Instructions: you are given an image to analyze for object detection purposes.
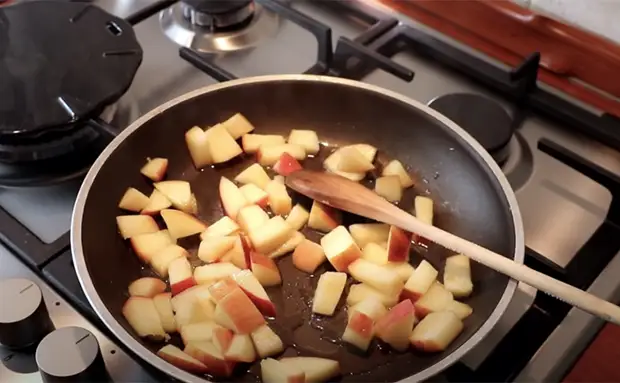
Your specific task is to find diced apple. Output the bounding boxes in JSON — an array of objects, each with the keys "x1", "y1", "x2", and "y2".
[
  {"x1": 348, "y1": 297, "x2": 387, "y2": 322},
  {"x1": 320, "y1": 226, "x2": 362, "y2": 272},
  {"x1": 269, "y1": 231, "x2": 304, "y2": 259},
  {"x1": 348, "y1": 259, "x2": 404, "y2": 297},
  {"x1": 285, "y1": 204, "x2": 309, "y2": 231},
  {"x1": 118, "y1": 187, "x2": 150, "y2": 212},
  {"x1": 213, "y1": 326, "x2": 234, "y2": 353},
  {"x1": 257, "y1": 144, "x2": 306, "y2": 166},
  {"x1": 122, "y1": 297, "x2": 167, "y2": 340},
  {"x1": 249, "y1": 216, "x2": 294, "y2": 254},
  {"x1": 180, "y1": 321, "x2": 220, "y2": 345},
  {"x1": 154, "y1": 180, "x2": 193, "y2": 213},
  {"x1": 224, "y1": 235, "x2": 252, "y2": 270},
  {"x1": 336, "y1": 146, "x2": 375, "y2": 173},
  {"x1": 242, "y1": 134, "x2": 286, "y2": 154},
  {"x1": 225, "y1": 334, "x2": 256, "y2": 363},
  {"x1": 169, "y1": 257, "x2": 196, "y2": 296},
  {"x1": 157, "y1": 344, "x2": 209, "y2": 374},
  {"x1": 206, "y1": 124, "x2": 243, "y2": 164},
  {"x1": 160, "y1": 209, "x2": 207, "y2": 239},
  {"x1": 342, "y1": 311, "x2": 374, "y2": 351},
  {"x1": 235, "y1": 163, "x2": 272, "y2": 190},
  {"x1": 208, "y1": 277, "x2": 241, "y2": 303},
  {"x1": 265, "y1": 179, "x2": 292, "y2": 215},
  {"x1": 250, "y1": 252, "x2": 282, "y2": 286},
  {"x1": 386, "y1": 226, "x2": 412, "y2": 262},
  {"x1": 414, "y1": 282, "x2": 454, "y2": 318},
  {"x1": 443, "y1": 254, "x2": 473, "y2": 298},
  {"x1": 236, "y1": 204, "x2": 270, "y2": 234},
  {"x1": 273, "y1": 152, "x2": 304, "y2": 176},
  {"x1": 200, "y1": 216, "x2": 239, "y2": 240},
  {"x1": 150, "y1": 244, "x2": 187, "y2": 277},
  {"x1": 401, "y1": 260, "x2": 438, "y2": 303},
  {"x1": 219, "y1": 177, "x2": 248, "y2": 220},
  {"x1": 116, "y1": 215, "x2": 158, "y2": 239},
  {"x1": 410, "y1": 311, "x2": 464, "y2": 352},
  {"x1": 351, "y1": 144, "x2": 377, "y2": 162},
  {"x1": 292, "y1": 239, "x2": 326, "y2": 273},
  {"x1": 141, "y1": 189, "x2": 172, "y2": 216},
  {"x1": 323, "y1": 148, "x2": 365, "y2": 182},
  {"x1": 194, "y1": 262, "x2": 242, "y2": 286},
  {"x1": 347, "y1": 283, "x2": 399, "y2": 308},
  {"x1": 240, "y1": 183, "x2": 269, "y2": 208},
  {"x1": 221, "y1": 113, "x2": 255, "y2": 139},
  {"x1": 414, "y1": 195, "x2": 434, "y2": 245},
  {"x1": 349, "y1": 223, "x2": 390, "y2": 249},
  {"x1": 153, "y1": 293, "x2": 176, "y2": 333},
  {"x1": 384, "y1": 262, "x2": 415, "y2": 282},
  {"x1": 198, "y1": 236, "x2": 237, "y2": 263},
  {"x1": 251, "y1": 324, "x2": 284, "y2": 358},
  {"x1": 279, "y1": 357, "x2": 341, "y2": 383},
  {"x1": 375, "y1": 300, "x2": 415, "y2": 351},
  {"x1": 140, "y1": 157, "x2": 168, "y2": 182},
  {"x1": 172, "y1": 286, "x2": 215, "y2": 330},
  {"x1": 361, "y1": 242, "x2": 388, "y2": 265},
  {"x1": 232, "y1": 269, "x2": 276, "y2": 317},
  {"x1": 375, "y1": 175, "x2": 402, "y2": 203},
  {"x1": 214, "y1": 288, "x2": 265, "y2": 334},
  {"x1": 187, "y1": 193, "x2": 198, "y2": 215},
  {"x1": 128, "y1": 277, "x2": 166, "y2": 298},
  {"x1": 273, "y1": 175, "x2": 285, "y2": 184},
  {"x1": 445, "y1": 300, "x2": 473, "y2": 320},
  {"x1": 312, "y1": 272, "x2": 347, "y2": 316},
  {"x1": 308, "y1": 201, "x2": 341, "y2": 233},
  {"x1": 382, "y1": 160, "x2": 414, "y2": 188},
  {"x1": 288, "y1": 129, "x2": 320, "y2": 155},
  {"x1": 185, "y1": 341, "x2": 236, "y2": 377},
  {"x1": 185, "y1": 126, "x2": 212, "y2": 169},
  {"x1": 131, "y1": 230, "x2": 175, "y2": 263},
  {"x1": 261, "y1": 357, "x2": 305, "y2": 383}
]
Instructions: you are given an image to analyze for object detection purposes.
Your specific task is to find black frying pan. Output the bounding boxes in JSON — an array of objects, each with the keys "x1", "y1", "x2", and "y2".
[{"x1": 72, "y1": 75, "x2": 524, "y2": 382}]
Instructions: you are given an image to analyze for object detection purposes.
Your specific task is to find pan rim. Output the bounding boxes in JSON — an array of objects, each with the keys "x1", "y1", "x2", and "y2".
[{"x1": 71, "y1": 74, "x2": 524, "y2": 383}]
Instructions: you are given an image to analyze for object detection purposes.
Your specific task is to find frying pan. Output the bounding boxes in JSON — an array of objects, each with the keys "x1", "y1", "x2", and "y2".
[{"x1": 71, "y1": 75, "x2": 524, "y2": 382}]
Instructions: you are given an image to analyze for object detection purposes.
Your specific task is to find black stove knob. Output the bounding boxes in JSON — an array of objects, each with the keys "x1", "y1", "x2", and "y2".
[
  {"x1": 36, "y1": 326, "x2": 110, "y2": 382},
  {"x1": 0, "y1": 278, "x2": 55, "y2": 349}
]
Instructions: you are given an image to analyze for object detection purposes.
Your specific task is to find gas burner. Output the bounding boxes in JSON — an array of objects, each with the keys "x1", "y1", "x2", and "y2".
[
  {"x1": 428, "y1": 93, "x2": 514, "y2": 164},
  {"x1": 160, "y1": 0, "x2": 279, "y2": 53}
]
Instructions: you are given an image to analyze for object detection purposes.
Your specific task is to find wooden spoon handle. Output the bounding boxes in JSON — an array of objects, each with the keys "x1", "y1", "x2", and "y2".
[{"x1": 386, "y1": 206, "x2": 620, "y2": 325}]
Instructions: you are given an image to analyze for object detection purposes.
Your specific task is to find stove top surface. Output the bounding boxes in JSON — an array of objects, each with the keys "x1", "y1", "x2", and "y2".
[{"x1": 2, "y1": 0, "x2": 620, "y2": 382}]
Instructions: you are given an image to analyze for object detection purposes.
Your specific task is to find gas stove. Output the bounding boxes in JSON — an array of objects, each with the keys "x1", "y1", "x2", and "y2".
[{"x1": 2, "y1": 0, "x2": 620, "y2": 381}]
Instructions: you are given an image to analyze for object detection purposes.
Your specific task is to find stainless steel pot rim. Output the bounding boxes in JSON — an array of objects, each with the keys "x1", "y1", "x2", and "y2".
[{"x1": 71, "y1": 74, "x2": 525, "y2": 383}]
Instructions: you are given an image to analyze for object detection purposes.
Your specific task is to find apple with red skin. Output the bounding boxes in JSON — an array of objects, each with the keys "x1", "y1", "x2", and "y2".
[
  {"x1": 401, "y1": 260, "x2": 438, "y2": 303},
  {"x1": 375, "y1": 299, "x2": 416, "y2": 351},
  {"x1": 342, "y1": 311, "x2": 374, "y2": 351},
  {"x1": 157, "y1": 344, "x2": 208, "y2": 374},
  {"x1": 239, "y1": 183, "x2": 269, "y2": 208},
  {"x1": 140, "y1": 157, "x2": 168, "y2": 182},
  {"x1": 185, "y1": 341, "x2": 236, "y2": 377},
  {"x1": 169, "y1": 257, "x2": 196, "y2": 296},
  {"x1": 214, "y1": 288, "x2": 265, "y2": 334},
  {"x1": 320, "y1": 226, "x2": 362, "y2": 272},
  {"x1": 386, "y1": 226, "x2": 412, "y2": 262},
  {"x1": 250, "y1": 252, "x2": 281, "y2": 287},
  {"x1": 232, "y1": 269, "x2": 277, "y2": 317},
  {"x1": 273, "y1": 152, "x2": 303, "y2": 176},
  {"x1": 208, "y1": 277, "x2": 240, "y2": 303}
]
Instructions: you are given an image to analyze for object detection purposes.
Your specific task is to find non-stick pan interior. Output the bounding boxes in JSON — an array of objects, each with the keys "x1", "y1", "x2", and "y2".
[{"x1": 78, "y1": 78, "x2": 517, "y2": 382}]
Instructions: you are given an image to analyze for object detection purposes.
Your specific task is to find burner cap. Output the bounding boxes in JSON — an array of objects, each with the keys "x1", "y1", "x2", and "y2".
[
  {"x1": 428, "y1": 93, "x2": 514, "y2": 163},
  {"x1": 183, "y1": 0, "x2": 253, "y2": 15},
  {"x1": 0, "y1": 2, "x2": 142, "y2": 137}
]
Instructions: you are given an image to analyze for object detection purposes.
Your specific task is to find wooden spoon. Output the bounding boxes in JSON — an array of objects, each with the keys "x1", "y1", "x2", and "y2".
[{"x1": 286, "y1": 170, "x2": 620, "y2": 325}]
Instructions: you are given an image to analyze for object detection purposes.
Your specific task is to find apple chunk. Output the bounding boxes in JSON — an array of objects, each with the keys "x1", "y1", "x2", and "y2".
[
  {"x1": 410, "y1": 311, "x2": 464, "y2": 352},
  {"x1": 235, "y1": 163, "x2": 271, "y2": 190},
  {"x1": 194, "y1": 262, "x2": 242, "y2": 286},
  {"x1": 221, "y1": 112, "x2": 255, "y2": 139},
  {"x1": 342, "y1": 311, "x2": 374, "y2": 351},
  {"x1": 347, "y1": 283, "x2": 399, "y2": 308},
  {"x1": 232, "y1": 269, "x2": 276, "y2": 317},
  {"x1": 382, "y1": 160, "x2": 414, "y2": 188},
  {"x1": 414, "y1": 195, "x2": 433, "y2": 244},
  {"x1": 219, "y1": 177, "x2": 249, "y2": 220},
  {"x1": 308, "y1": 201, "x2": 341, "y2": 233},
  {"x1": 223, "y1": 235, "x2": 252, "y2": 270},
  {"x1": 131, "y1": 230, "x2": 175, "y2": 263},
  {"x1": 185, "y1": 341, "x2": 235, "y2": 377},
  {"x1": 386, "y1": 226, "x2": 412, "y2": 262},
  {"x1": 265, "y1": 179, "x2": 292, "y2": 215},
  {"x1": 375, "y1": 175, "x2": 402, "y2": 203},
  {"x1": 185, "y1": 126, "x2": 212, "y2": 169},
  {"x1": 443, "y1": 254, "x2": 473, "y2": 298},
  {"x1": 249, "y1": 216, "x2": 294, "y2": 254},
  {"x1": 348, "y1": 259, "x2": 404, "y2": 297},
  {"x1": 401, "y1": 260, "x2": 438, "y2": 303},
  {"x1": 445, "y1": 300, "x2": 473, "y2": 320},
  {"x1": 323, "y1": 148, "x2": 365, "y2": 182},
  {"x1": 251, "y1": 252, "x2": 282, "y2": 286},
  {"x1": 157, "y1": 344, "x2": 208, "y2": 374},
  {"x1": 242, "y1": 134, "x2": 286, "y2": 154},
  {"x1": 292, "y1": 239, "x2": 326, "y2": 274},
  {"x1": 273, "y1": 152, "x2": 303, "y2": 176},
  {"x1": 150, "y1": 244, "x2": 187, "y2": 277},
  {"x1": 198, "y1": 236, "x2": 237, "y2": 263},
  {"x1": 224, "y1": 334, "x2": 256, "y2": 363},
  {"x1": 414, "y1": 282, "x2": 454, "y2": 318},
  {"x1": 240, "y1": 183, "x2": 269, "y2": 208},
  {"x1": 153, "y1": 293, "x2": 176, "y2": 333},
  {"x1": 375, "y1": 299, "x2": 416, "y2": 351},
  {"x1": 128, "y1": 277, "x2": 166, "y2": 298},
  {"x1": 269, "y1": 231, "x2": 304, "y2": 259},
  {"x1": 122, "y1": 297, "x2": 167, "y2": 340},
  {"x1": 116, "y1": 215, "x2": 158, "y2": 239},
  {"x1": 201, "y1": 216, "x2": 239, "y2": 239},
  {"x1": 172, "y1": 286, "x2": 215, "y2": 330},
  {"x1": 208, "y1": 277, "x2": 241, "y2": 303},
  {"x1": 179, "y1": 321, "x2": 221, "y2": 345},
  {"x1": 214, "y1": 288, "x2": 265, "y2": 334},
  {"x1": 361, "y1": 242, "x2": 388, "y2": 265},
  {"x1": 261, "y1": 358, "x2": 305, "y2": 383},
  {"x1": 160, "y1": 209, "x2": 207, "y2": 239},
  {"x1": 312, "y1": 272, "x2": 347, "y2": 316},
  {"x1": 348, "y1": 297, "x2": 387, "y2": 322},
  {"x1": 288, "y1": 129, "x2": 320, "y2": 155},
  {"x1": 286, "y1": 204, "x2": 310, "y2": 231},
  {"x1": 118, "y1": 187, "x2": 150, "y2": 212},
  {"x1": 206, "y1": 124, "x2": 243, "y2": 164},
  {"x1": 279, "y1": 357, "x2": 341, "y2": 383},
  {"x1": 257, "y1": 144, "x2": 305, "y2": 166},
  {"x1": 336, "y1": 146, "x2": 375, "y2": 173},
  {"x1": 154, "y1": 180, "x2": 193, "y2": 213},
  {"x1": 141, "y1": 189, "x2": 172, "y2": 216},
  {"x1": 251, "y1": 324, "x2": 284, "y2": 358},
  {"x1": 236, "y1": 204, "x2": 270, "y2": 234},
  {"x1": 349, "y1": 223, "x2": 390, "y2": 249},
  {"x1": 385, "y1": 262, "x2": 415, "y2": 282},
  {"x1": 140, "y1": 157, "x2": 168, "y2": 182},
  {"x1": 169, "y1": 257, "x2": 196, "y2": 296},
  {"x1": 320, "y1": 226, "x2": 362, "y2": 272}
]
